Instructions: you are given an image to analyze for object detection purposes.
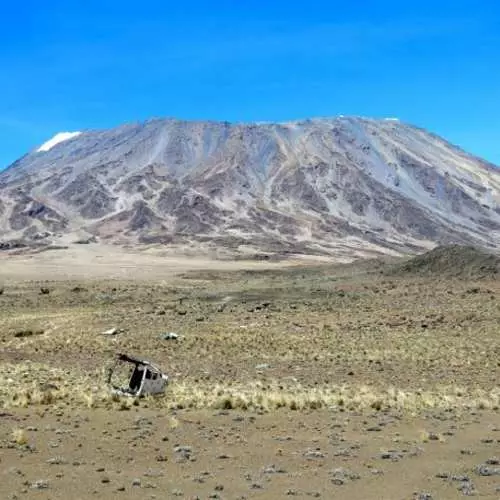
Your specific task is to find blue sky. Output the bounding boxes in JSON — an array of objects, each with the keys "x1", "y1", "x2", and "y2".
[{"x1": 0, "y1": 0, "x2": 499, "y2": 168}]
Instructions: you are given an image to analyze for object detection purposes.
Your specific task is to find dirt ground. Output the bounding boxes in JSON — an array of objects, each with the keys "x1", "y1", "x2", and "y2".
[{"x1": 0, "y1": 246, "x2": 499, "y2": 499}]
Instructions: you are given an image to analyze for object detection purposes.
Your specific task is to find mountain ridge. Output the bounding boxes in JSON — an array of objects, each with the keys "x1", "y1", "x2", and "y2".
[{"x1": 1, "y1": 116, "x2": 499, "y2": 260}]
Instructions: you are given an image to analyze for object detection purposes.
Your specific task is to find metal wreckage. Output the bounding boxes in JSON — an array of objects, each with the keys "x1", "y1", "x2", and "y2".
[{"x1": 106, "y1": 353, "x2": 169, "y2": 397}]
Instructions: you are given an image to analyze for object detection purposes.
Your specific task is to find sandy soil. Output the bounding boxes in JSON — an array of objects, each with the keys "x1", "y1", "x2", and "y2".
[
  {"x1": 1, "y1": 408, "x2": 499, "y2": 499},
  {"x1": 0, "y1": 244, "x2": 301, "y2": 281}
]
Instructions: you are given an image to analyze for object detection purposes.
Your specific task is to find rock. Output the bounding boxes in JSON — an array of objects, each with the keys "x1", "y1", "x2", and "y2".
[
  {"x1": 380, "y1": 450, "x2": 403, "y2": 461},
  {"x1": 435, "y1": 472, "x2": 450, "y2": 479},
  {"x1": 475, "y1": 464, "x2": 500, "y2": 476},
  {"x1": 457, "y1": 481, "x2": 476, "y2": 496},
  {"x1": 161, "y1": 332, "x2": 180, "y2": 340},
  {"x1": 255, "y1": 363, "x2": 270, "y2": 370},
  {"x1": 304, "y1": 449, "x2": 325, "y2": 459},
  {"x1": 30, "y1": 480, "x2": 49, "y2": 490},
  {"x1": 14, "y1": 329, "x2": 44, "y2": 338},
  {"x1": 451, "y1": 475, "x2": 470, "y2": 482},
  {"x1": 101, "y1": 327, "x2": 119, "y2": 336},
  {"x1": 262, "y1": 464, "x2": 286, "y2": 474},
  {"x1": 132, "y1": 478, "x2": 141, "y2": 487},
  {"x1": 144, "y1": 469, "x2": 164, "y2": 477},
  {"x1": 330, "y1": 468, "x2": 360, "y2": 485}
]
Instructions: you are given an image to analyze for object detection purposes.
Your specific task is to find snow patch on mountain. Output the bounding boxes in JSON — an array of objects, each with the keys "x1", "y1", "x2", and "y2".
[{"x1": 37, "y1": 132, "x2": 82, "y2": 152}]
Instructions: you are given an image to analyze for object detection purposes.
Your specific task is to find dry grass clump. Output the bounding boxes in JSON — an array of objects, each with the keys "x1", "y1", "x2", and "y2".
[
  {"x1": 0, "y1": 362, "x2": 499, "y2": 414},
  {"x1": 11, "y1": 427, "x2": 28, "y2": 445},
  {"x1": 162, "y1": 382, "x2": 500, "y2": 413}
]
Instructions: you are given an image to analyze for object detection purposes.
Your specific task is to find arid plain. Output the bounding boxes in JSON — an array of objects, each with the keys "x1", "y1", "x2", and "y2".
[{"x1": 1, "y1": 245, "x2": 499, "y2": 499}]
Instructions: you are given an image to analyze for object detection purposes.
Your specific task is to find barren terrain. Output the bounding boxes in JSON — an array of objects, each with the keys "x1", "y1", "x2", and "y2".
[
  {"x1": 0, "y1": 246, "x2": 499, "y2": 499},
  {"x1": 3, "y1": 116, "x2": 500, "y2": 257}
]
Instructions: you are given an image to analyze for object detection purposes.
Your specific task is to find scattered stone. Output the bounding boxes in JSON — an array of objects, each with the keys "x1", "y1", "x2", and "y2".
[
  {"x1": 132, "y1": 478, "x2": 141, "y2": 487},
  {"x1": 380, "y1": 450, "x2": 403, "y2": 461},
  {"x1": 255, "y1": 363, "x2": 270, "y2": 370},
  {"x1": 160, "y1": 332, "x2": 180, "y2": 340},
  {"x1": 262, "y1": 464, "x2": 286, "y2": 474},
  {"x1": 30, "y1": 480, "x2": 49, "y2": 490},
  {"x1": 475, "y1": 464, "x2": 500, "y2": 476},
  {"x1": 330, "y1": 468, "x2": 360, "y2": 485},
  {"x1": 304, "y1": 449, "x2": 325, "y2": 459},
  {"x1": 451, "y1": 475, "x2": 470, "y2": 482},
  {"x1": 435, "y1": 472, "x2": 450, "y2": 479},
  {"x1": 14, "y1": 329, "x2": 44, "y2": 338},
  {"x1": 457, "y1": 481, "x2": 476, "y2": 496},
  {"x1": 144, "y1": 468, "x2": 164, "y2": 477},
  {"x1": 101, "y1": 327, "x2": 119, "y2": 336},
  {"x1": 174, "y1": 445, "x2": 194, "y2": 462},
  {"x1": 333, "y1": 448, "x2": 354, "y2": 457}
]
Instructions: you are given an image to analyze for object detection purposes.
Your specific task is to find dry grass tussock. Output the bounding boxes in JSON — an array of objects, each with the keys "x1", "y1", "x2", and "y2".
[{"x1": 0, "y1": 362, "x2": 498, "y2": 414}]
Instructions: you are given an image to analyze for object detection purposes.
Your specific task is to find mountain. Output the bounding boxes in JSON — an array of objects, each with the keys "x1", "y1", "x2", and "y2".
[{"x1": 1, "y1": 116, "x2": 500, "y2": 259}]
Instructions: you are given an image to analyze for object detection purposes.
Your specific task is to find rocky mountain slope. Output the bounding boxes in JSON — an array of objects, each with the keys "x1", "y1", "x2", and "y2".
[{"x1": 1, "y1": 116, "x2": 500, "y2": 259}]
